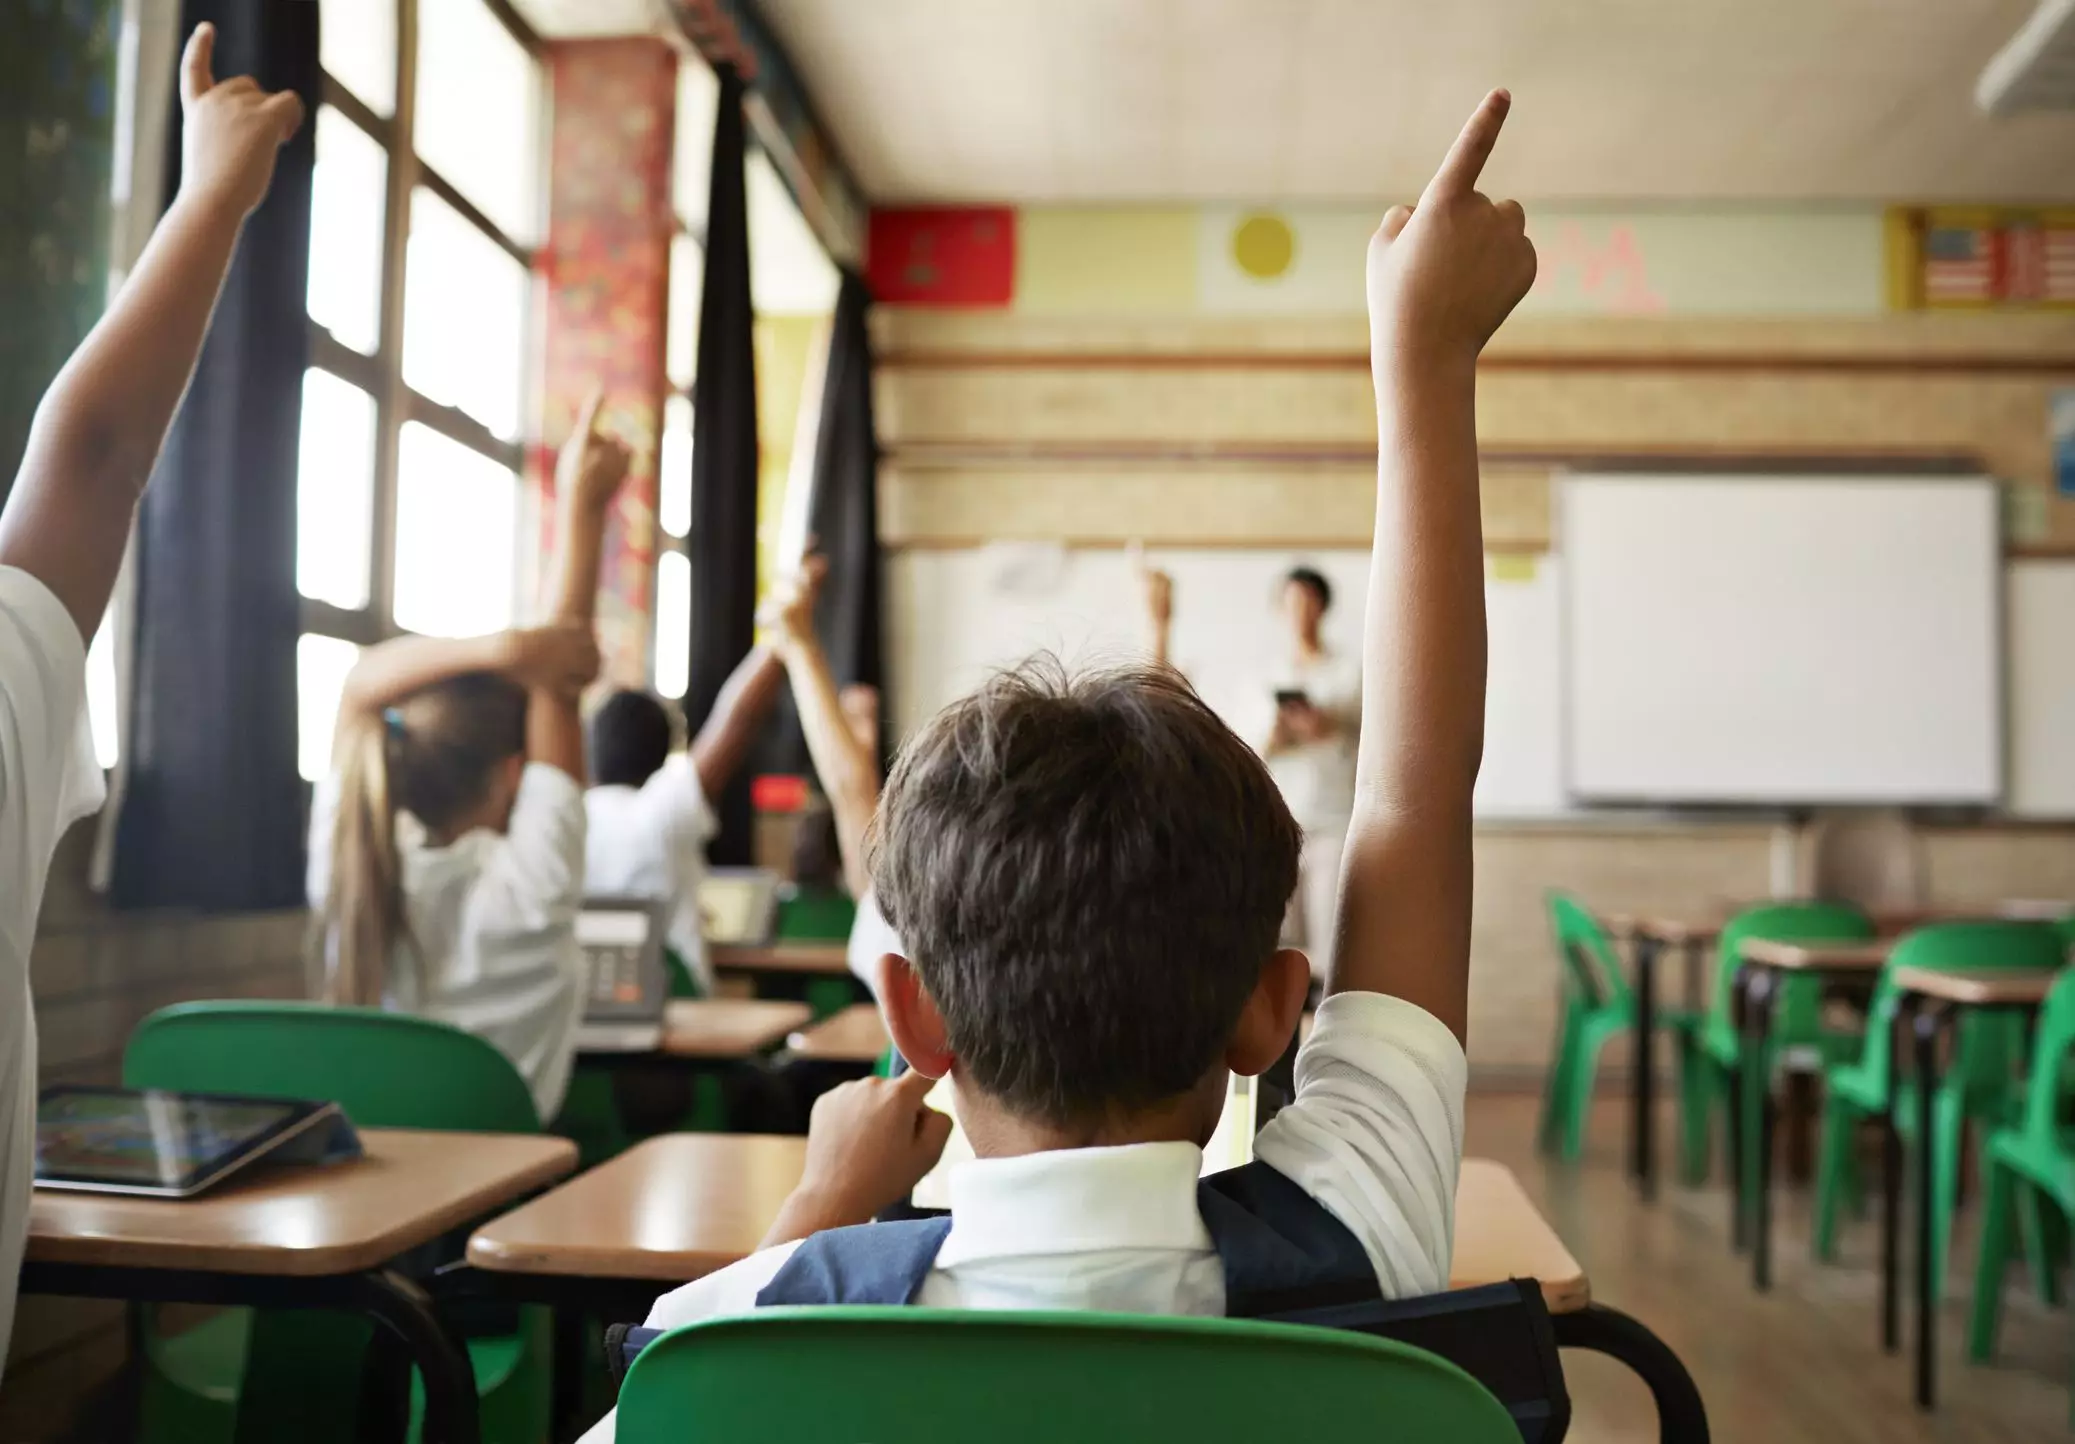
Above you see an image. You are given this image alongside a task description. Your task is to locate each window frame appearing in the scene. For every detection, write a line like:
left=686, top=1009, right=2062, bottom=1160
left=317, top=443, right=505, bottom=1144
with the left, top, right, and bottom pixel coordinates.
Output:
left=654, top=195, right=709, bottom=697
left=302, top=0, right=543, bottom=658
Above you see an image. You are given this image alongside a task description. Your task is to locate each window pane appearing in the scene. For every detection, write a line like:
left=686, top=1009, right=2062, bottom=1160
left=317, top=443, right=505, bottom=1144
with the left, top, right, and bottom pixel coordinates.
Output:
left=747, top=149, right=839, bottom=315
left=659, top=395, right=692, bottom=539
left=87, top=617, right=117, bottom=770
left=299, top=634, right=362, bottom=782
left=403, top=188, right=528, bottom=440
left=298, top=370, right=377, bottom=609
left=654, top=551, right=690, bottom=699
left=414, top=0, right=540, bottom=242
left=393, top=423, right=517, bottom=637
left=673, top=58, right=718, bottom=228
left=307, top=107, right=387, bottom=354
left=667, top=233, right=703, bottom=389
left=321, top=0, right=396, bottom=117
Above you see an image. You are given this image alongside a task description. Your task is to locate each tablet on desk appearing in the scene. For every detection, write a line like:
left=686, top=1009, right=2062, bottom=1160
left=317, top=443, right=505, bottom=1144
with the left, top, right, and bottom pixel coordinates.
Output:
left=34, top=1086, right=356, bottom=1199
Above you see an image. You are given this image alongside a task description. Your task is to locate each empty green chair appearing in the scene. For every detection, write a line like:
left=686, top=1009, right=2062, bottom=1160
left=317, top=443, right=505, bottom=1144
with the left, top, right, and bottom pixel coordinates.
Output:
left=616, top=1308, right=1519, bottom=1443
left=1685, top=901, right=1875, bottom=1223
left=124, top=1002, right=551, bottom=1444
left=1538, top=891, right=1705, bottom=1168
left=1811, top=921, right=2065, bottom=1296
left=1970, top=968, right=2075, bottom=1381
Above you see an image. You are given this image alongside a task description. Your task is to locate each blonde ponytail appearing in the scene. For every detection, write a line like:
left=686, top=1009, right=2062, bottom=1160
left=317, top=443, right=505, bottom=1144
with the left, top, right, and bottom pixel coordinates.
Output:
left=322, top=717, right=406, bottom=1006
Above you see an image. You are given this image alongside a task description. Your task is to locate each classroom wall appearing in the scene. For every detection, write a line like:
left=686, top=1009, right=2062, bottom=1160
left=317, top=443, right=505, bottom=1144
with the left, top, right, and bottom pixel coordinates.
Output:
left=870, top=206, right=2075, bottom=1082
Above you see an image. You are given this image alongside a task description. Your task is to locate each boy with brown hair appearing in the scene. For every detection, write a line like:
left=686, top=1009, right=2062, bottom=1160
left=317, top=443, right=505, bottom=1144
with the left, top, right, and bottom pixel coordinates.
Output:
left=583, top=88, right=1534, bottom=1438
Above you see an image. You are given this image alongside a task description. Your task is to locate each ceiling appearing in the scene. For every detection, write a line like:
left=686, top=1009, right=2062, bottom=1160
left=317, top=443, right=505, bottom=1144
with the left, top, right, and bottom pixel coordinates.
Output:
left=748, top=0, right=2075, bottom=203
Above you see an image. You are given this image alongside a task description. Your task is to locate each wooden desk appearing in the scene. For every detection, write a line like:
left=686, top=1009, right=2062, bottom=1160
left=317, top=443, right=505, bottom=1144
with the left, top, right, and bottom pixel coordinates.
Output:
left=1888, top=965, right=2059, bottom=1007
left=661, top=999, right=813, bottom=1059
left=711, top=942, right=851, bottom=978
left=1452, top=1159, right=1589, bottom=1314
left=788, top=1003, right=888, bottom=1064
left=469, top=1140, right=1587, bottom=1312
left=1738, top=937, right=1893, bottom=972
left=1603, top=913, right=1720, bottom=948
left=27, top=1129, right=574, bottom=1444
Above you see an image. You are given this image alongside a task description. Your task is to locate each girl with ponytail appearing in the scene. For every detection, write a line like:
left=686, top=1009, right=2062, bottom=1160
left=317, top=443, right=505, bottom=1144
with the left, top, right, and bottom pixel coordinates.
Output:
left=308, top=394, right=630, bottom=1120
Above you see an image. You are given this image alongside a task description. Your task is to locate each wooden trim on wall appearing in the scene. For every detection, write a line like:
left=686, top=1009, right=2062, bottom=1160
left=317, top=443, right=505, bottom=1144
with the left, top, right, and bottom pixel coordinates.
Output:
left=886, top=441, right=1991, bottom=469
left=879, top=349, right=2075, bottom=376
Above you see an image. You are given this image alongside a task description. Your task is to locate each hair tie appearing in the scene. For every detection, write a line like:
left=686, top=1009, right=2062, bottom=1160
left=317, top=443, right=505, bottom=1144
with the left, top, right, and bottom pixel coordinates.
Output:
left=382, top=707, right=407, bottom=739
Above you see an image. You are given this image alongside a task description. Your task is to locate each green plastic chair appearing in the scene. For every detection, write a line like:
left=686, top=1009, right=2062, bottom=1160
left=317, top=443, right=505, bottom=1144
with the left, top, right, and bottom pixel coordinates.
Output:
left=123, top=1002, right=551, bottom=1444
left=1811, top=921, right=2066, bottom=1296
left=1685, top=901, right=1875, bottom=1222
left=1537, top=892, right=1705, bottom=1168
left=616, top=1308, right=1520, bottom=1443
left=1969, top=965, right=2075, bottom=1411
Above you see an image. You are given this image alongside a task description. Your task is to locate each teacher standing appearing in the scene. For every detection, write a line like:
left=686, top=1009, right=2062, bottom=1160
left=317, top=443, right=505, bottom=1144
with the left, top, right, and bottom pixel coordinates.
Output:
left=1261, top=567, right=1361, bottom=973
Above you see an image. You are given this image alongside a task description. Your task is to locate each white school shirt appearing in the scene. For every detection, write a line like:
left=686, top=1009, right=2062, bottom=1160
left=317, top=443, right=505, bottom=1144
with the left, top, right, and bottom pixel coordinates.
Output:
left=844, top=887, right=901, bottom=996
left=1263, top=645, right=1362, bottom=834
left=308, top=762, right=588, bottom=1121
left=0, top=570, right=106, bottom=1365
left=583, top=757, right=718, bottom=994
left=577, top=990, right=1465, bottom=1444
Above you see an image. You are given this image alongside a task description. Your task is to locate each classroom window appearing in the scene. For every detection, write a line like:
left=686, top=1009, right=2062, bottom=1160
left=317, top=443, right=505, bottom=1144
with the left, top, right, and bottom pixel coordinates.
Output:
left=659, top=394, right=693, bottom=539
left=654, top=551, right=692, bottom=700
left=296, top=634, right=362, bottom=782
left=297, top=0, right=542, bottom=774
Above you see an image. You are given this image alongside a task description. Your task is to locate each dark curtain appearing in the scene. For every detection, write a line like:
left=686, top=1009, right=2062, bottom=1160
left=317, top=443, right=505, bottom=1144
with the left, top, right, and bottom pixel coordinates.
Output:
left=684, top=65, right=760, bottom=866
left=110, top=0, right=316, bottom=910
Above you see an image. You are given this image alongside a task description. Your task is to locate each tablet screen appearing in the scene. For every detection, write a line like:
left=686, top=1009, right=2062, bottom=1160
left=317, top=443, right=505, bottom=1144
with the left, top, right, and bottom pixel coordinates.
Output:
left=36, top=1087, right=317, bottom=1193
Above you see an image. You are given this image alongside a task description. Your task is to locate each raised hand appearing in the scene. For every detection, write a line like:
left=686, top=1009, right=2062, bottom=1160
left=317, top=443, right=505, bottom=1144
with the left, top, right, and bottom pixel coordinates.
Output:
left=1364, top=90, right=1536, bottom=386
left=177, top=23, right=305, bottom=219
left=556, top=389, right=633, bottom=515
left=760, top=552, right=830, bottom=655
left=501, top=621, right=601, bottom=698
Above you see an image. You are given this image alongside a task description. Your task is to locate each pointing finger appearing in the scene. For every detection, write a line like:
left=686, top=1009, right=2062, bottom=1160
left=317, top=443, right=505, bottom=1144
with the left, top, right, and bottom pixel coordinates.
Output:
left=569, top=387, right=606, bottom=443
left=180, top=23, right=215, bottom=108
left=894, top=1065, right=940, bottom=1102
left=1378, top=204, right=1414, bottom=242
left=1422, top=88, right=1510, bottom=207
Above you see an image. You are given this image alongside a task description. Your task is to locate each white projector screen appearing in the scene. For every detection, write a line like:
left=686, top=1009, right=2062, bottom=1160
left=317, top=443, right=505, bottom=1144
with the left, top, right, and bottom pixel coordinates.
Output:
left=1561, top=474, right=2002, bottom=806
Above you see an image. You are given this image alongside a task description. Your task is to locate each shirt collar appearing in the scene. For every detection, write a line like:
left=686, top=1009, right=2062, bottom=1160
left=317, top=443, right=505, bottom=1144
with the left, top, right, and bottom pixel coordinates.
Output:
left=935, top=1141, right=1213, bottom=1266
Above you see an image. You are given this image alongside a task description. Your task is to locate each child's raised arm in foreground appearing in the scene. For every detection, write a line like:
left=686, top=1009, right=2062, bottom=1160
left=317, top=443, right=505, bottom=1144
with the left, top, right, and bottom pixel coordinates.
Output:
left=1328, top=91, right=1535, bottom=1043
left=0, top=25, right=303, bottom=637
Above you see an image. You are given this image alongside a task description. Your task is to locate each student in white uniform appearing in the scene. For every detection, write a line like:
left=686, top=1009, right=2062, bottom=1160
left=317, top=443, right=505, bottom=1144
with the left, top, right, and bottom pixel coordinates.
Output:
left=1262, top=564, right=1362, bottom=972
left=580, top=88, right=1534, bottom=1441
left=0, top=27, right=301, bottom=1361
left=308, top=395, right=628, bottom=1122
left=582, top=646, right=783, bottom=996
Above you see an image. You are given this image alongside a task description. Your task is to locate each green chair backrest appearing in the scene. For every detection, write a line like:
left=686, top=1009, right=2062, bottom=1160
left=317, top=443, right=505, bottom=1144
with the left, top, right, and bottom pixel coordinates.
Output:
left=776, top=887, right=858, bottom=942
left=2019, top=967, right=2075, bottom=1141
left=1852, top=921, right=2067, bottom=1091
left=124, top=1001, right=541, bottom=1133
left=618, top=1308, right=1519, bottom=1444
left=1707, top=901, right=1875, bottom=1045
left=1546, top=890, right=1630, bottom=1012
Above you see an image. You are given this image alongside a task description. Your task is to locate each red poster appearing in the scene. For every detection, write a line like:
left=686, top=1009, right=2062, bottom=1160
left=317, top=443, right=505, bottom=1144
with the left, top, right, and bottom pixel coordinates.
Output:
left=867, top=207, right=1017, bottom=306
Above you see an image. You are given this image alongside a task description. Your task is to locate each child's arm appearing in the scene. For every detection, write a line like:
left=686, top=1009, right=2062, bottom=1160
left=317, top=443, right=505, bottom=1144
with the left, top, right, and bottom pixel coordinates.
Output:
left=688, top=646, right=784, bottom=803
left=1328, top=92, right=1534, bottom=1045
left=764, top=557, right=878, bottom=897
left=530, top=392, right=629, bottom=782
left=1136, top=549, right=1174, bottom=670
left=336, top=628, right=597, bottom=726
left=0, top=25, right=302, bottom=638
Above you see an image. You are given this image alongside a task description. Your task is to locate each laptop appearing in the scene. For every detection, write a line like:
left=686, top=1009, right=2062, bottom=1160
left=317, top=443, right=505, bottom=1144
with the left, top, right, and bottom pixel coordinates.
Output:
left=35, top=1086, right=361, bottom=1199
left=908, top=1071, right=1256, bottom=1211
left=573, top=897, right=670, bottom=1054
left=698, top=867, right=781, bottom=947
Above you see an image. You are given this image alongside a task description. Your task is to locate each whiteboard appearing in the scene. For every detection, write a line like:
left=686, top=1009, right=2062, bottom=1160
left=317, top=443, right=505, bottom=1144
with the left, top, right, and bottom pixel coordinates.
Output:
left=1560, top=475, right=2002, bottom=806
left=885, top=546, right=1568, bottom=818
left=2009, top=560, right=2075, bottom=818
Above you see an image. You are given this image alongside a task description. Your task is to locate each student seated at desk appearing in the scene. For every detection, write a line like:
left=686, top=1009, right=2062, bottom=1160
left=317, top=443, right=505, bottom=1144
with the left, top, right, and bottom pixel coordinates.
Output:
left=308, top=396, right=629, bottom=1122
left=581, top=90, right=1535, bottom=1443
left=0, top=24, right=301, bottom=1363
left=582, top=648, right=783, bottom=996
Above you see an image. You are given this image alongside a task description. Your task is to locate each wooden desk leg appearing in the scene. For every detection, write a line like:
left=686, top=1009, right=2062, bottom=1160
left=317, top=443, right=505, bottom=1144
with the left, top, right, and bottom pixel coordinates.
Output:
left=1632, top=935, right=1662, bottom=1200
left=1880, top=995, right=1906, bottom=1355
left=1911, top=1003, right=1948, bottom=1411
left=1747, top=967, right=1779, bottom=1292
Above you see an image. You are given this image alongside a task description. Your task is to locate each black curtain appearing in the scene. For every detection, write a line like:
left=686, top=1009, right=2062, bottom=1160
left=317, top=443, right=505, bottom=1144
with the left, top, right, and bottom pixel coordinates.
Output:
left=110, top=0, right=316, bottom=910
left=804, top=270, right=883, bottom=761
left=684, top=65, right=760, bottom=866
